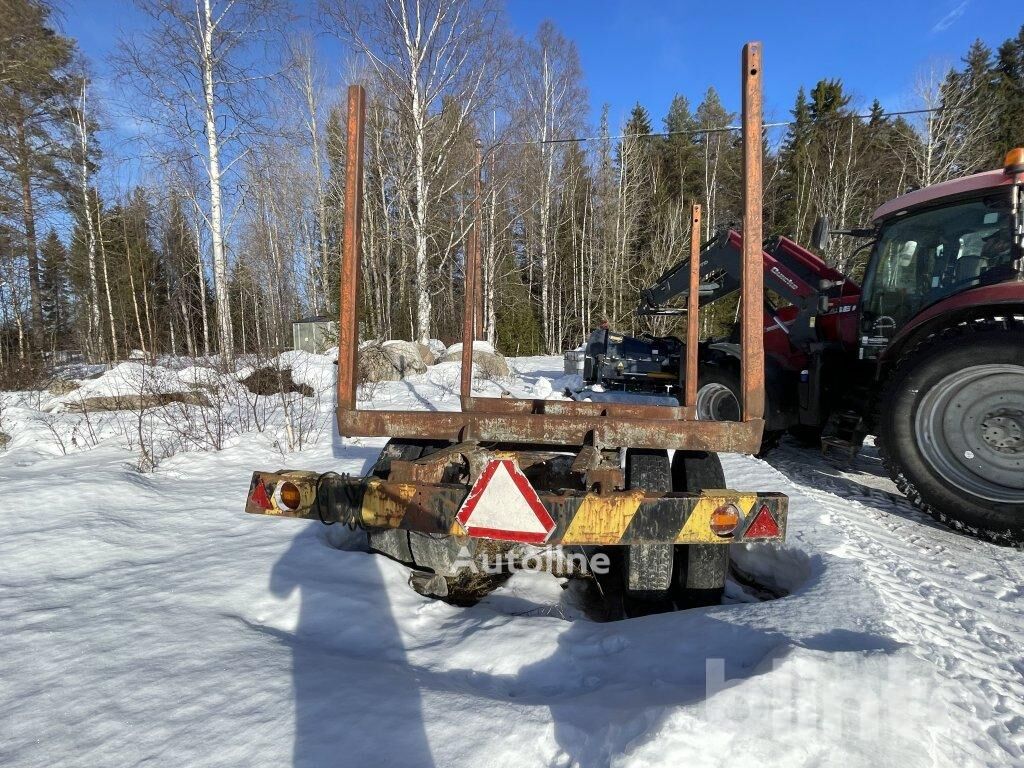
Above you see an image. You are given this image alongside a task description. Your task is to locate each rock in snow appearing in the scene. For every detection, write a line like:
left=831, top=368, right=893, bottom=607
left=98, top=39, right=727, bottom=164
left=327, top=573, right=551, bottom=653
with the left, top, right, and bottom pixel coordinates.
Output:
left=441, top=341, right=510, bottom=378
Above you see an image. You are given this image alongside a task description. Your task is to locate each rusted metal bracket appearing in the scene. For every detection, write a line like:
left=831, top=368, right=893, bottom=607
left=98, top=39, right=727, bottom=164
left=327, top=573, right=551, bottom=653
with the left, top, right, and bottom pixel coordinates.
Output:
left=389, top=441, right=486, bottom=484
left=570, top=446, right=624, bottom=494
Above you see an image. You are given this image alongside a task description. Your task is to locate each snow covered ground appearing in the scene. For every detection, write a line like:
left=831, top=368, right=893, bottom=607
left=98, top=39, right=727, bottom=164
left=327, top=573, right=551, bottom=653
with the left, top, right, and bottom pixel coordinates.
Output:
left=1, top=353, right=1022, bottom=767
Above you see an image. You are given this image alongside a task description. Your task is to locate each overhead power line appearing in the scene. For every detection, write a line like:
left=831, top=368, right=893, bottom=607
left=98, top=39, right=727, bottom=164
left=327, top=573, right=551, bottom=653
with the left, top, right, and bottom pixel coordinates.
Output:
left=513, top=105, right=960, bottom=148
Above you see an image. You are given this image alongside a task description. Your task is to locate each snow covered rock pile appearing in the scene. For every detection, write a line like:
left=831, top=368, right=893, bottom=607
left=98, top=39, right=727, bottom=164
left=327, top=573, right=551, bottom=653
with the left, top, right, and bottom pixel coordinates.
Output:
left=382, top=340, right=429, bottom=376
left=240, top=367, right=314, bottom=398
left=440, top=341, right=509, bottom=378
left=64, top=391, right=211, bottom=413
left=357, top=339, right=509, bottom=381
left=358, top=343, right=402, bottom=383
left=54, top=362, right=218, bottom=413
left=46, top=379, right=80, bottom=396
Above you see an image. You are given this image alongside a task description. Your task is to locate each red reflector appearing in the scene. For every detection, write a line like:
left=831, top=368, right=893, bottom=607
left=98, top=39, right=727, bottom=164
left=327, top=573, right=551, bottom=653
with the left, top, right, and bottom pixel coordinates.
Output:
left=250, top=478, right=273, bottom=510
left=744, top=504, right=780, bottom=538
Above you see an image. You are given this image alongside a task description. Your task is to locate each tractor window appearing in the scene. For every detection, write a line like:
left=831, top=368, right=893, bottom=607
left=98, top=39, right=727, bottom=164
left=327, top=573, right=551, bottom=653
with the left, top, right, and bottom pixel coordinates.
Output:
left=861, top=195, right=1015, bottom=333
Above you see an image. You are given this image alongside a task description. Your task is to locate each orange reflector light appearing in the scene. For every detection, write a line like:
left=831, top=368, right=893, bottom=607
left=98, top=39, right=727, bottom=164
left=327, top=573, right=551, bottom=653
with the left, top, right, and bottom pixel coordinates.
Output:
left=710, top=503, right=741, bottom=536
left=745, top=504, right=781, bottom=539
left=1005, top=147, right=1024, bottom=175
left=279, top=481, right=301, bottom=511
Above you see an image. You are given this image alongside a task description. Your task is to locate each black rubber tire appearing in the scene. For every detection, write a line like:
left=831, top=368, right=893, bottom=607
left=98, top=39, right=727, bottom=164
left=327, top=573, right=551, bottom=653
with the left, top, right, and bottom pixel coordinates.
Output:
left=369, top=439, right=449, bottom=566
left=877, top=321, right=1024, bottom=545
left=595, top=449, right=676, bottom=618
left=370, top=438, right=445, bottom=478
left=626, top=448, right=673, bottom=492
left=788, top=424, right=824, bottom=448
left=671, top=450, right=726, bottom=491
left=671, top=451, right=729, bottom=608
left=697, top=365, right=781, bottom=457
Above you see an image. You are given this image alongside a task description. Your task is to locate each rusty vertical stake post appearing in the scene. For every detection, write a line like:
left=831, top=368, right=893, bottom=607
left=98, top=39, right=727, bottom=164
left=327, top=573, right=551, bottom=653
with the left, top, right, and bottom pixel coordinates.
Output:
left=460, top=140, right=484, bottom=400
left=685, top=204, right=702, bottom=408
left=740, top=43, right=765, bottom=422
left=337, top=85, right=366, bottom=413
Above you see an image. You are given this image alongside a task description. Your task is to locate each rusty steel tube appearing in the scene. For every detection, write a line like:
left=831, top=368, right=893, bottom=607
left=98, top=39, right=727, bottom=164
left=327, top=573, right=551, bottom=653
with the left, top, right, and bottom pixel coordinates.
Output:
left=460, top=141, right=484, bottom=400
left=335, top=42, right=766, bottom=455
left=337, top=85, right=366, bottom=413
left=685, top=203, right=702, bottom=408
left=740, top=42, right=765, bottom=422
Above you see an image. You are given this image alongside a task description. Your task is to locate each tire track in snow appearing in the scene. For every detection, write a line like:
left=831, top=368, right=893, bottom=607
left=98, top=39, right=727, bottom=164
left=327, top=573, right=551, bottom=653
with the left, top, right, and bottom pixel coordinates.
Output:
left=769, top=443, right=1024, bottom=766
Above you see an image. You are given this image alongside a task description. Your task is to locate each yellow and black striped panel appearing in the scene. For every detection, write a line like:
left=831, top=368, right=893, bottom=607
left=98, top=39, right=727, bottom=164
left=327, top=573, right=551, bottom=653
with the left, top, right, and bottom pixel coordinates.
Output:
left=560, top=490, right=646, bottom=545
left=247, top=471, right=787, bottom=546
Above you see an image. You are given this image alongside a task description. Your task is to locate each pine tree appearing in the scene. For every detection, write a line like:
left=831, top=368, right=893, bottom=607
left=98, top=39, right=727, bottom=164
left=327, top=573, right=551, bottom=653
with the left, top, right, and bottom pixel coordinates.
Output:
left=39, top=229, right=69, bottom=348
left=621, top=103, right=656, bottom=268
left=0, top=0, right=80, bottom=349
left=993, top=25, right=1024, bottom=161
left=776, top=87, right=812, bottom=239
left=161, top=194, right=206, bottom=357
left=693, top=87, right=736, bottom=236
left=659, top=94, right=698, bottom=204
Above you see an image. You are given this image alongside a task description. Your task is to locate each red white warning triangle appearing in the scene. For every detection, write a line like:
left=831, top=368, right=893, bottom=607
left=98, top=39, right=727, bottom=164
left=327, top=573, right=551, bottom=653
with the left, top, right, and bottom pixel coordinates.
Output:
left=249, top=478, right=273, bottom=510
left=744, top=503, right=780, bottom=538
left=456, top=460, right=556, bottom=544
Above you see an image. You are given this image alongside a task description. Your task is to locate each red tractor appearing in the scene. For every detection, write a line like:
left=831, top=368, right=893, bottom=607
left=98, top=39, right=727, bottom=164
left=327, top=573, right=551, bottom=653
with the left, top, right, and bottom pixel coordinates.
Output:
left=835, top=147, right=1024, bottom=543
left=578, top=148, right=1024, bottom=543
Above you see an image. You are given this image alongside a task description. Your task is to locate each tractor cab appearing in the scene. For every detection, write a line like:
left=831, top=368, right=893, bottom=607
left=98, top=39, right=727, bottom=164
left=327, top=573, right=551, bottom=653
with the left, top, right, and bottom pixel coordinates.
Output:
left=817, top=149, right=1024, bottom=361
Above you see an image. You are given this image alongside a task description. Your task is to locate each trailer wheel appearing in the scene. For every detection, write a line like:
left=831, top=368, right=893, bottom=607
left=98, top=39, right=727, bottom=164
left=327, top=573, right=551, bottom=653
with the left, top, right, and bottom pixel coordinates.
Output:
left=878, top=322, right=1024, bottom=544
left=695, top=365, right=781, bottom=456
left=591, top=450, right=675, bottom=618
left=368, top=439, right=448, bottom=565
left=671, top=451, right=729, bottom=608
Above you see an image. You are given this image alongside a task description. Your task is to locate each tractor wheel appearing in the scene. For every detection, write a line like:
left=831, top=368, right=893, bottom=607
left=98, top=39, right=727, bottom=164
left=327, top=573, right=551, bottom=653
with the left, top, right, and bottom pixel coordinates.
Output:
left=670, top=451, right=729, bottom=608
left=878, top=321, right=1024, bottom=544
left=695, top=365, right=781, bottom=456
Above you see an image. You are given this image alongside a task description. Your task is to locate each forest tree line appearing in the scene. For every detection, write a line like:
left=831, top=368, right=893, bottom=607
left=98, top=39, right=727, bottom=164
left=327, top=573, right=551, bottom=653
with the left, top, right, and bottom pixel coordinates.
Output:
left=2, top=0, right=1023, bottom=370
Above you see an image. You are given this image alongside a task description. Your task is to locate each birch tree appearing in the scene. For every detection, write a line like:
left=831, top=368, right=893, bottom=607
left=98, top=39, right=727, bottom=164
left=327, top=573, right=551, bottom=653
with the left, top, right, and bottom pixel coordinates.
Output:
left=71, top=78, right=102, bottom=357
left=118, top=0, right=288, bottom=361
left=904, top=62, right=995, bottom=188
left=516, top=21, right=586, bottom=353
left=323, top=0, right=506, bottom=343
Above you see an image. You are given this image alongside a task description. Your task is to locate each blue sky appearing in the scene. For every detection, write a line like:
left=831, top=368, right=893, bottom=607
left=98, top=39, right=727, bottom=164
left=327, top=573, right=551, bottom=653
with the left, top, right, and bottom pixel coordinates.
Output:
left=64, top=0, right=1021, bottom=134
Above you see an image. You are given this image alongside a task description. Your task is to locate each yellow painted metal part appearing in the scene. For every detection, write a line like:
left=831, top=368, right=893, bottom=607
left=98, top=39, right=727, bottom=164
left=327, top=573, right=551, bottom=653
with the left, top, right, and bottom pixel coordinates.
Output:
left=360, top=478, right=418, bottom=528
left=247, top=469, right=785, bottom=546
left=676, top=490, right=758, bottom=543
left=561, top=490, right=645, bottom=545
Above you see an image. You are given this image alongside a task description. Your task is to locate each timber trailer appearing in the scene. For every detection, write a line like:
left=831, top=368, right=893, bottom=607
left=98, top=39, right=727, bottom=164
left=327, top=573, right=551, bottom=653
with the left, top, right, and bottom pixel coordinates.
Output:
left=574, top=150, right=1024, bottom=544
left=243, top=44, right=789, bottom=618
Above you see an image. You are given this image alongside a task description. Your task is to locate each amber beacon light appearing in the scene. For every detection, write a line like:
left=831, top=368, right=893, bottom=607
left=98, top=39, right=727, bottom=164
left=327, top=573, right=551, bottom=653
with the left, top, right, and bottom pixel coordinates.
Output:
left=1004, top=147, right=1024, bottom=175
